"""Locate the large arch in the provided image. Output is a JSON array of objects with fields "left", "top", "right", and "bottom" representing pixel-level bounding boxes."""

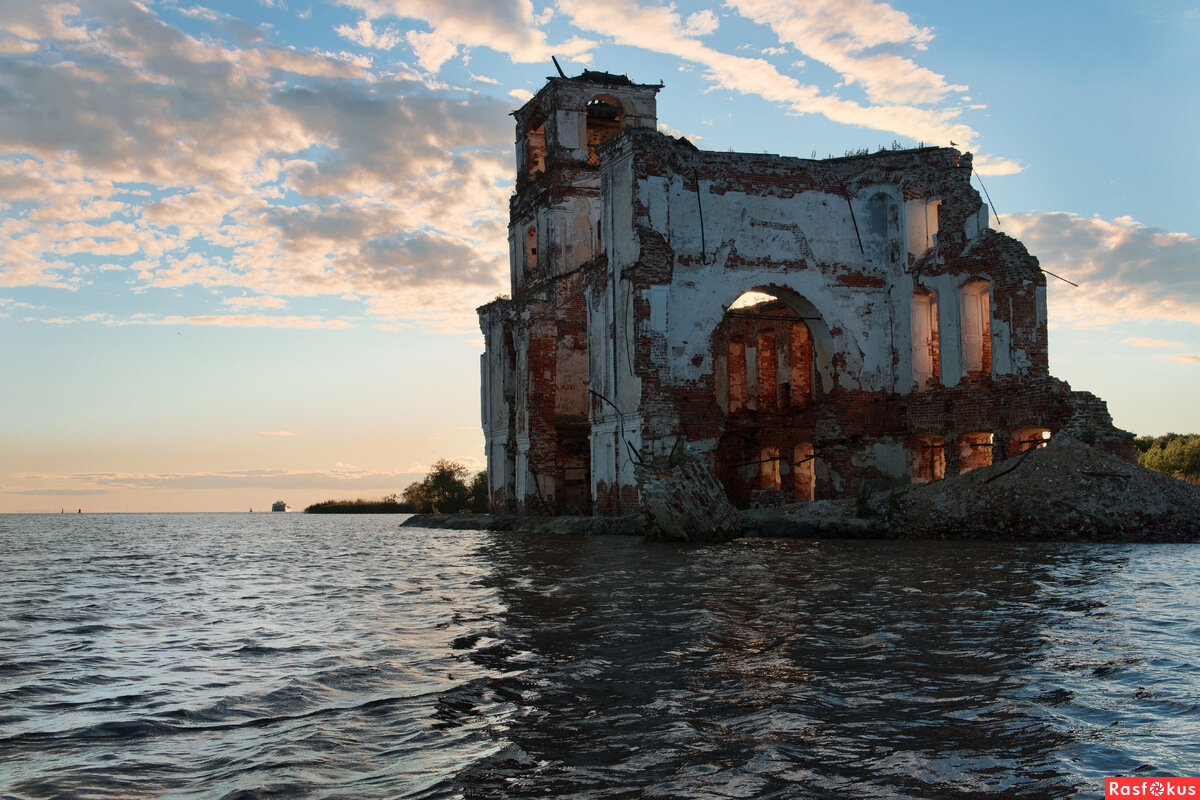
[
  {"left": 722, "top": 284, "right": 837, "bottom": 395},
  {"left": 709, "top": 286, "right": 837, "bottom": 507}
]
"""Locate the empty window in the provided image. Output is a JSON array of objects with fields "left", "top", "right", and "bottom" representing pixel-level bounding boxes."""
[
  {"left": 867, "top": 192, "right": 903, "bottom": 267},
  {"left": 911, "top": 288, "right": 939, "bottom": 390},
  {"left": 524, "top": 224, "right": 537, "bottom": 280},
  {"left": 526, "top": 107, "right": 546, "bottom": 179},
  {"left": 958, "top": 432, "right": 993, "bottom": 473},
  {"left": 960, "top": 278, "right": 991, "bottom": 377},
  {"left": 1009, "top": 428, "right": 1050, "bottom": 456},
  {"left": 586, "top": 96, "right": 622, "bottom": 167},
  {"left": 911, "top": 435, "right": 946, "bottom": 483}
]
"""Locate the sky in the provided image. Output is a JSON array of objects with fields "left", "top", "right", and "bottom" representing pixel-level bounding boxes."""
[{"left": 1, "top": 0, "right": 1197, "bottom": 512}]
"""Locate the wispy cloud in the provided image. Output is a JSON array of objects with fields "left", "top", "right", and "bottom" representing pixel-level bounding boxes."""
[
  {"left": 226, "top": 296, "right": 288, "bottom": 309},
  {"left": 556, "top": 0, "right": 998, "bottom": 158},
  {"left": 7, "top": 465, "right": 425, "bottom": 493},
  {"left": 1124, "top": 337, "right": 1183, "bottom": 348},
  {"left": 1166, "top": 353, "right": 1200, "bottom": 364},
  {"left": 1005, "top": 212, "right": 1200, "bottom": 327},
  {"left": 334, "top": 18, "right": 402, "bottom": 50},
  {"left": 258, "top": 430, "right": 299, "bottom": 437},
  {"left": 0, "top": 1, "right": 512, "bottom": 333},
  {"left": 339, "top": 0, "right": 594, "bottom": 71}
]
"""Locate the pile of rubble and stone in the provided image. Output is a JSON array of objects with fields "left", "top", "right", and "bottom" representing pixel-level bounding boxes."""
[
  {"left": 887, "top": 436, "right": 1200, "bottom": 540},
  {"left": 740, "top": 436, "right": 1200, "bottom": 541}
]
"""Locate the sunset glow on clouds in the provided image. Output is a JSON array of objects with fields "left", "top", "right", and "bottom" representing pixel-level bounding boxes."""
[{"left": 1, "top": 0, "right": 1197, "bottom": 510}]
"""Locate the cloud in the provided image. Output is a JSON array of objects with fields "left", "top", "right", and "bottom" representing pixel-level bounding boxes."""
[
  {"left": 338, "top": 0, "right": 594, "bottom": 71},
  {"left": 226, "top": 295, "right": 288, "bottom": 309},
  {"left": 0, "top": 1, "right": 514, "bottom": 333},
  {"left": 556, "top": 0, "right": 983, "bottom": 149},
  {"left": 1124, "top": 337, "right": 1183, "bottom": 348},
  {"left": 1166, "top": 354, "right": 1200, "bottom": 364},
  {"left": 1005, "top": 212, "right": 1200, "bottom": 327},
  {"left": 258, "top": 430, "right": 299, "bottom": 436},
  {"left": 972, "top": 153, "right": 1025, "bottom": 177},
  {"left": 725, "top": 0, "right": 961, "bottom": 106},
  {"left": 8, "top": 465, "right": 424, "bottom": 493},
  {"left": 335, "top": 18, "right": 402, "bottom": 50}
]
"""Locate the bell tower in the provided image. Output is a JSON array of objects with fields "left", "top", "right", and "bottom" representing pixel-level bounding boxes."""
[
  {"left": 480, "top": 70, "right": 659, "bottom": 515},
  {"left": 509, "top": 70, "right": 660, "bottom": 293}
]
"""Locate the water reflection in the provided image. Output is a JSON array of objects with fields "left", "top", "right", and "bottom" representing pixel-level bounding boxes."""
[
  {"left": 447, "top": 536, "right": 1141, "bottom": 799},
  {"left": 2, "top": 517, "right": 1196, "bottom": 800}
]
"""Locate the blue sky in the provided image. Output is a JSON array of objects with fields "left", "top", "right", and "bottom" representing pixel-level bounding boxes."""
[{"left": 1, "top": 0, "right": 1197, "bottom": 511}]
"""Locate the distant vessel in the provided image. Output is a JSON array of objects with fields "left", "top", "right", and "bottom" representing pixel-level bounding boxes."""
[{"left": 271, "top": 501, "right": 289, "bottom": 512}]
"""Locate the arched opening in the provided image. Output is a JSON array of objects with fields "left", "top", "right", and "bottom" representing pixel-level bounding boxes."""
[
  {"left": 586, "top": 95, "right": 622, "bottom": 167},
  {"left": 958, "top": 431, "right": 994, "bottom": 473},
  {"left": 716, "top": 291, "right": 814, "bottom": 415},
  {"left": 1009, "top": 427, "right": 1050, "bottom": 456},
  {"left": 525, "top": 107, "right": 546, "bottom": 180},
  {"left": 713, "top": 289, "right": 829, "bottom": 507},
  {"left": 911, "top": 287, "right": 939, "bottom": 390},
  {"left": 910, "top": 435, "right": 946, "bottom": 483},
  {"left": 960, "top": 278, "right": 991, "bottom": 379}
]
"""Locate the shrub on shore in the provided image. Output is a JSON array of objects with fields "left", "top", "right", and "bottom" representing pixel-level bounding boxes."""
[{"left": 403, "top": 460, "right": 488, "bottom": 513}]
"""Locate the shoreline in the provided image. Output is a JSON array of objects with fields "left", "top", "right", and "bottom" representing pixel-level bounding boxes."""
[
  {"left": 401, "top": 509, "right": 1200, "bottom": 542},
  {"left": 402, "top": 438, "right": 1200, "bottom": 543}
]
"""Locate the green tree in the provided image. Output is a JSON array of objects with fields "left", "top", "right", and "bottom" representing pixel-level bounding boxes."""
[
  {"left": 401, "top": 480, "right": 431, "bottom": 512},
  {"left": 1137, "top": 433, "right": 1200, "bottom": 482},
  {"left": 402, "top": 459, "right": 475, "bottom": 512},
  {"left": 469, "top": 470, "right": 489, "bottom": 512}
]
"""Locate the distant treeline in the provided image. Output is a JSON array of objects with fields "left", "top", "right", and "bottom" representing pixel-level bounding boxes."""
[
  {"left": 305, "top": 499, "right": 415, "bottom": 514},
  {"left": 1135, "top": 433, "right": 1200, "bottom": 485},
  {"left": 304, "top": 460, "right": 488, "bottom": 514}
]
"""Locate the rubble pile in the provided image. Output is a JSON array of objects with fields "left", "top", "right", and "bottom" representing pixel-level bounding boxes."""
[{"left": 890, "top": 436, "right": 1200, "bottom": 540}]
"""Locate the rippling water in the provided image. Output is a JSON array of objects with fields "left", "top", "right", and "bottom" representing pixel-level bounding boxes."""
[{"left": 1, "top": 514, "right": 1198, "bottom": 799}]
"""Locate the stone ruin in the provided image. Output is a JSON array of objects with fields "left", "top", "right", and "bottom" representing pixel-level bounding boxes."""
[{"left": 477, "top": 69, "right": 1133, "bottom": 518}]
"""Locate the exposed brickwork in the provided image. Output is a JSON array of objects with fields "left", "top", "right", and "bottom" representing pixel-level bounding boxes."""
[{"left": 480, "top": 72, "right": 1132, "bottom": 516}]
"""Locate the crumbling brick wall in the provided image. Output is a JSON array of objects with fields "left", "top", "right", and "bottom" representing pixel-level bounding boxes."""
[{"left": 480, "top": 73, "right": 1132, "bottom": 516}]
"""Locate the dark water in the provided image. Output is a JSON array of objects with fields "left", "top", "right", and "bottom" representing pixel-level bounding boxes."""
[{"left": 1, "top": 515, "right": 1198, "bottom": 799}]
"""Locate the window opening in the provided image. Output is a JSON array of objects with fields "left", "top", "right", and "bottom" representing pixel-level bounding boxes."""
[
  {"left": 524, "top": 224, "right": 538, "bottom": 281},
  {"left": 911, "top": 435, "right": 946, "bottom": 483},
  {"left": 586, "top": 96, "right": 622, "bottom": 167},
  {"left": 1009, "top": 428, "right": 1050, "bottom": 456},
  {"left": 911, "top": 288, "right": 939, "bottom": 390},
  {"left": 960, "top": 278, "right": 991, "bottom": 377},
  {"left": 526, "top": 108, "right": 546, "bottom": 179},
  {"left": 958, "top": 432, "right": 993, "bottom": 473}
]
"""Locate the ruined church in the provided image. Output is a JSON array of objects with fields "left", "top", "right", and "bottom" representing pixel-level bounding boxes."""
[{"left": 478, "top": 70, "right": 1131, "bottom": 515}]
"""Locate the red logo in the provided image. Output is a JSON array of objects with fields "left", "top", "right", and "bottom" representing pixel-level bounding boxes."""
[{"left": 1107, "top": 778, "right": 1200, "bottom": 798}]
